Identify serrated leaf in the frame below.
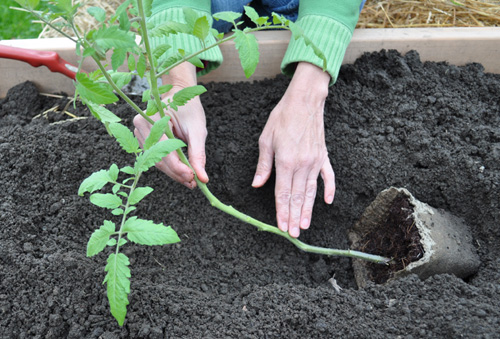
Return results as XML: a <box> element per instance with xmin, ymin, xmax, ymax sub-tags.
<box><xmin>188</xmin><ymin>56</ymin><xmax>204</xmax><ymax>69</ymax></box>
<box><xmin>104</xmin><ymin>253</ymin><xmax>130</xmax><ymax>326</ymax></box>
<box><xmin>111</xmin><ymin>208</ymin><xmax>124</xmax><ymax>216</ymax></box>
<box><xmin>171</xmin><ymin>85</ymin><xmax>206</xmax><ymax>109</ymax></box>
<box><xmin>149</xmin><ymin>21</ymin><xmax>190</xmax><ymax>38</ymax></box>
<box><xmin>87</xmin><ymin>6</ymin><xmax>106</xmax><ymax>22</ymax></box>
<box><xmin>233</xmin><ymin>30</ymin><xmax>259</xmax><ymax>78</ymax></box>
<box><xmin>123</xmin><ymin>217</ymin><xmax>180</xmax><ymax>245</ymax></box>
<box><xmin>137</xmin><ymin>54</ymin><xmax>146</xmax><ymax>78</ymax></box>
<box><xmin>125</xmin><ymin>206</ymin><xmax>137</xmax><ymax>214</ymax></box>
<box><xmin>158</xmin><ymin>84</ymin><xmax>173</xmax><ymax>95</ymax></box>
<box><xmin>256</xmin><ymin>16</ymin><xmax>269</xmax><ymax>26</ymax></box>
<box><xmin>111</xmin><ymin>49</ymin><xmax>127</xmax><ymax>72</ymax></box>
<box><xmin>145</xmin><ymin>100</ymin><xmax>159</xmax><ymax>116</ymax></box>
<box><xmin>272</xmin><ymin>12</ymin><xmax>284</xmax><ymax>25</ymax></box>
<box><xmin>87</xmin><ymin>220</ymin><xmax>115</xmax><ymax>257</ymax></box>
<box><xmin>86</xmin><ymin>102</ymin><xmax>122</xmax><ymax>123</ymax></box>
<box><xmin>134</xmin><ymin>139</ymin><xmax>186</xmax><ymax>172</ymax></box>
<box><xmin>93</xmin><ymin>26</ymin><xmax>136</xmax><ymax>52</ymax></box>
<box><xmin>152</xmin><ymin>44</ymin><xmax>171</xmax><ymax>60</ymax></box>
<box><xmin>143</xmin><ymin>116</ymin><xmax>170</xmax><ymax>150</ymax></box>
<box><xmin>129</xmin><ymin>187</ymin><xmax>154</xmax><ymax>205</ymax></box>
<box><xmin>182</xmin><ymin>7</ymin><xmax>199</xmax><ymax>30</ymax></box>
<box><xmin>111</xmin><ymin>72</ymin><xmax>132</xmax><ymax>90</ymax></box>
<box><xmin>127</xmin><ymin>54</ymin><xmax>136</xmax><ymax>72</ymax></box>
<box><xmin>121</xmin><ymin>166</ymin><xmax>135</xmax><ymax>175</ymax></box>
<box><xmin>90</xmin><ymin>193</ymin><xmax>123</xmax><ymax>209</ymax></box>
<box><xmin>213</xmin><ymin>11</ymin><xmax>242</xmax><ymax>24</ymax></box>
<box><xmin>14</xmin><ymin>0</ymin><xmax>40</xmax><ymax>9</ymax></box>
<box><xmin>210</xmin><ymin>28</ymin><xmax>224</xmax><ymax>40</ymax></box>
<box><xmin>78</xmin><ymin>164</ymin><xmax>119</xmax><ymax>196</ymax></box>
<box><xmin>141</xmin><ymin>89</ymin><xmax>151</xmax><ymax>103</ymax></box>
<box><xmin>244</xmin><ymin>6</ymin><xmax>259</xmax><ymax>25</ymax></box>
<box><xmin>108</xmin><ymin>123</ymin><xmax>140</xmax><ymax>153</ymax></box>
<box><xmin>76</xmin><ymin>73</ymin><xmax>118</xmax><ymax>105</ymax></box>
<box><xmin>193</xmin><ymin>16</ymin><xmax>210</xmax><ymax>41</ymax></box>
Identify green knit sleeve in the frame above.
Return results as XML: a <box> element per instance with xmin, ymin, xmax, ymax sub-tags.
<box><xmin>148</xmin><ymin>0</ymin><xmax>223</xmax><ymax>77</ymax></box>
<box><xmin>281</xmin><ymin>0</ymin><xmax>363</xmax><ymax>85</ymax></box>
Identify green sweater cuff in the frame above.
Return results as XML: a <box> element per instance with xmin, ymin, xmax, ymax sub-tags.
<box><xmin>281</xmin><ymin>15</ymin><xmax>353</xmax><ymax>86</ymax></box>
<box><xmin>147</xmin><ymin>7</ymin><xmax>223</xmax><ymax>77</ymax></box>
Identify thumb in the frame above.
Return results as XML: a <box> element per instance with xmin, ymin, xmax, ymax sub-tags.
<box><xmin>252</xmin><ymin>140</ymin><xmax>274</xmax><ymax>187</ymax></box>
<box><xmin>187</xmin><ymin>134</ymin><xmax>209</xmax><ymax>184</ymax></box>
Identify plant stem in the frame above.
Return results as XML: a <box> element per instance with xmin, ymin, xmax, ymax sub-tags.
<box><xmin>115</xmin><ymin>173</ymin><xmax>142</xmax><ymax>255</ymax></box>
<box><xmin>196</xmin><ymin>180</ymin><xmax>390</xmax><ymax>264</ymax></box>
<box><xmin>137</xmin><ymin>0</ymin><xmax>166</xmax><ymax>120</ymax></box>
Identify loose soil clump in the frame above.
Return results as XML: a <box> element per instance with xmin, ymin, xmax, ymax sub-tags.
<box><xmin>0</xmin><ymin>50</ymin><xmax>499</xmax><ymax>338</ymax></box>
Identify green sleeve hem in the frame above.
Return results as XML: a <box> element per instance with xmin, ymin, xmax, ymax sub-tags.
<box><xmin>281</xmin><ymin>15</ymin><xmax>353</xmax><ymax>86</ymax></box>
<box><xmin>148</xmin><ymin>6</ymin><xmax>223</xmax><ymax>77</ymax></box>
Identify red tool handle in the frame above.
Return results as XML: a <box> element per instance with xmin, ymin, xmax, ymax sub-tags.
<box><xmin>0</xmin><ymin>44</ymin><xmax>78</xmax><ymax>80</ymax></box>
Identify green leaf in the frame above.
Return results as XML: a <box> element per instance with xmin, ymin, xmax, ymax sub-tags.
<box><xmin>213</xmin><ymin>11</ymin><xmax>242</xmax><ymax>24</ymax></box>
<box><xmin>159</xmin><ymin>84</ymin><xmax>173</xmax><ymax>95</ymax></box>
<box><xmin>86</xmin><ymin>102</ymin><xmax>122</xmax><ymax>123</ymax></box>
<box><xmin>87</xmin><ymin>6</ymin><xmax>106</xmax><ymax>22</ymax></box>
<box><xmin>127</xmin><ymin>54</ymin><xmax>136</xmax><ymax>72</ymax></box>
<box><xmin>103</xmin><ymin>253</ymin><xmax>131</xmax><ymax>326</ymax></box>
<box><xmin>110</xmin><ymin>72</ymin><xmax>132</xmax><ymax>89</ymax></box>
<box><xmin>149</xmin><ymin>21</ymin><xmax>190</xmax><ymax>38</ymax></box>
<box><xmin>118</xmin><ymin>238</ymin><xmax>127</xmax><ymax>246</ymax></box>
<box><xmin>111</xmin><ymin>49</ymin><xmax>127</xmax><ymax>72</ymax></box>
<box><xmin>272</xmin><ymin>12</ymin><xmax>284</xmax><ymax>25</ymax></box>
<box><xmin>121</xmin><ymin>166</ymin><xmax>135</xmax><ymax>175</ymax></box>
<box><xmin>136</xmin><ymin>54</ymin><xmax>146</xmax><ymax>78</ymax></box>
<box><xmin>210</xmin><ymin>28</ymin><xmax>224</xmax><ymax>40</ymax></box>
<box><xmin>93</xmin><ymin>26</ymin><xmax>137</xmax><ymax>52</ymax></box>
<box><xmin>134</xmin><ymin>139</ymin><xmax>186</xmax><ymax>172</ymax></box>
<box><xmin>111</xmin><ymin>208</ymin><xmax>124</xmax><ymax>216</ymax></box>
<box><xmin>76</xmin><ymin>73</ymin><xmax>118</xmax><ymax>105</ymax></box>
<box><xmin>90</xmin><ymin>193</ymin><xmax>123</xmax><ymax>209</ymax></box>
<box><xmin>129</xmin><ymin>187</ymin><xmax>154</xmax><ymax>205</ymax></box>
<box><xmin>193</xmin><ymin>16</ymin><xmax>210</xmax><ymax>41</ymax></box>
<box><xmin>233</xmin><ymin>30</ymin><xmax>259</xmax><ymax>78</ymax></box>
<box><xmin>182</xmin><ymin>7</ymin><xmax>199</xmax><ymax>30</ymax></box>
<box><xmin>79</xmin><ymin>164</ymin><xmax>119</xmax><ymax>196</ymax></box>
<box><xmin>143</xmin><ymin>116</ymin><xmax>170</xmax><ymax>150</ymax></box>
<box><xmin>152</xmin><ymin>44</ymin><xmax>171</xmax><ymax>60</ymax></box>
<box><xmin>145</xmin><ymin>99</ymin><xmax>160</xmax><ymax>116</ymax></box>
<box><xmin>125</xmin><ymin>206</ymin><xmax>137</xmax><ymax>214</ymax></box>
<box><xmin>106</xmin><ymin>238</ymin><xmax>117</xmax><ymax>246</ymax></box>
<box><xmin>170</xmin><ymin>85</ymin><xmax>207</xmax><ymax>110</ymax></box>
<box><xmin>123</xmin><ymin>217</ymin><xmax>180</xmax><ymax>245</ymax></box>
<box><xmin>244</xmin><ymin>6</ymin><xmax>259</xmax><ymax>25</ymax></box>
<box><xmin>14</xmin><ymin>0</ymin><xmax>40</xmax><ymax>10</ymax></box>
<box><xmin>108</xmin><ymin>123</ymin><xmax>140</xmax><ymax>154</ymax></box>
<box><xmin>87</xmin><ymin>220</ymin><xmax>115</xmax><ymax>257</ymax></box>
<box><xmin>188</xmin><ymin>56</ymin><xmax>204</xmax><ymax>69</ymax></box>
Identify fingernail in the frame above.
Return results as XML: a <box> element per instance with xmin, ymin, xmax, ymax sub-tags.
<box><xmin>252</xmin><ymin>175</ymin><xmax>262</xmax><ymax>187</ymax></box>
<box><xmin>183</xmin><ymin>182</ymin><xmax>193</xmax><ymax>189</ymax></box>
<box><xmin>291</xmin><ymin>227</ymin><xmax>300</xmax><ymax>238</ymax></box>
<box><xmin>327</xmin><ymin>195</ymin><xmax>334</xmax><ymax>204</ymax></box>
<box><xmin>280</xmin><ymin>221</ymin><xmax>288</xmax><ymax>232</ymax></box>
<box><xmin>301</xmin><ymin>218</ymin><xmax>310</xmax><ymax>229</ymax></box>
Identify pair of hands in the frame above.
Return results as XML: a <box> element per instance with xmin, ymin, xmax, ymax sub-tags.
<box><xmin>133</xmin><ymin>62</ymin><xmax>336</xmax><ymax>238</ymax></box>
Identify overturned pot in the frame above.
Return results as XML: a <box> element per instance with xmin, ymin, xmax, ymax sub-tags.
<box><xmin>348</xmin><ymin>187</ymin><xmax>481</xmax><ymax>288</ymax></box>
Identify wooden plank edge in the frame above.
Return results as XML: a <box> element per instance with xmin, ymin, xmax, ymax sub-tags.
<box><xmin>1</xmin><ymin>27</ymin><xmax>499</xmax><ymax>98</ymax></box>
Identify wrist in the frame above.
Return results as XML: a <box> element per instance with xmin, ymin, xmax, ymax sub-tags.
<box><xmin>288</xmin><ymin>62</ymin><xmax>330</xmax><ymax>103</ymax></box>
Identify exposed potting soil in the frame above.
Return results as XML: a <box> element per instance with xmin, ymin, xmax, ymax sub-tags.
<box><xmin>356</xmin><ymin>193</ymin><xmax>424</xmax><ymax>284</ymax></box>
<box><xmin>0</xmin><ymin>50</ymin><xmax>499</xmax><ymax>338</ymax></box>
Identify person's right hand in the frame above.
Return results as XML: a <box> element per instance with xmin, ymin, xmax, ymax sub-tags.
<box><xmin>133</xmin><ymin>63</ymin><xmax>209</xmax><ymax>189</ymax></box>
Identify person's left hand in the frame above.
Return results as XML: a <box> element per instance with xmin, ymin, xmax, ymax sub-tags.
<box><xmin>251</xmin><ymin>62</ymin><xmax>336</xmax><ymax>238</ymax></box>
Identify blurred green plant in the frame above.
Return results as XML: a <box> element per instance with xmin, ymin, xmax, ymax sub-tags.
<box><xmin>0</xmin><ymin>0</ymin><xmax>48</xmax><ymax>39</ymax></box>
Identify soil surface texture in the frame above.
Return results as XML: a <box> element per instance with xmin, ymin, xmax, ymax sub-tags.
<box><xmin>1</xmin><ymin>50</ymin><xmax>499</xmax><ymax>338</ymax></box>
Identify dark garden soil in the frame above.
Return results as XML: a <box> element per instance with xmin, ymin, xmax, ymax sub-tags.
<box><xmin>1</xmin><ymin>50</ymin><xmax>499</xmax><ymax>338</ymax></box>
